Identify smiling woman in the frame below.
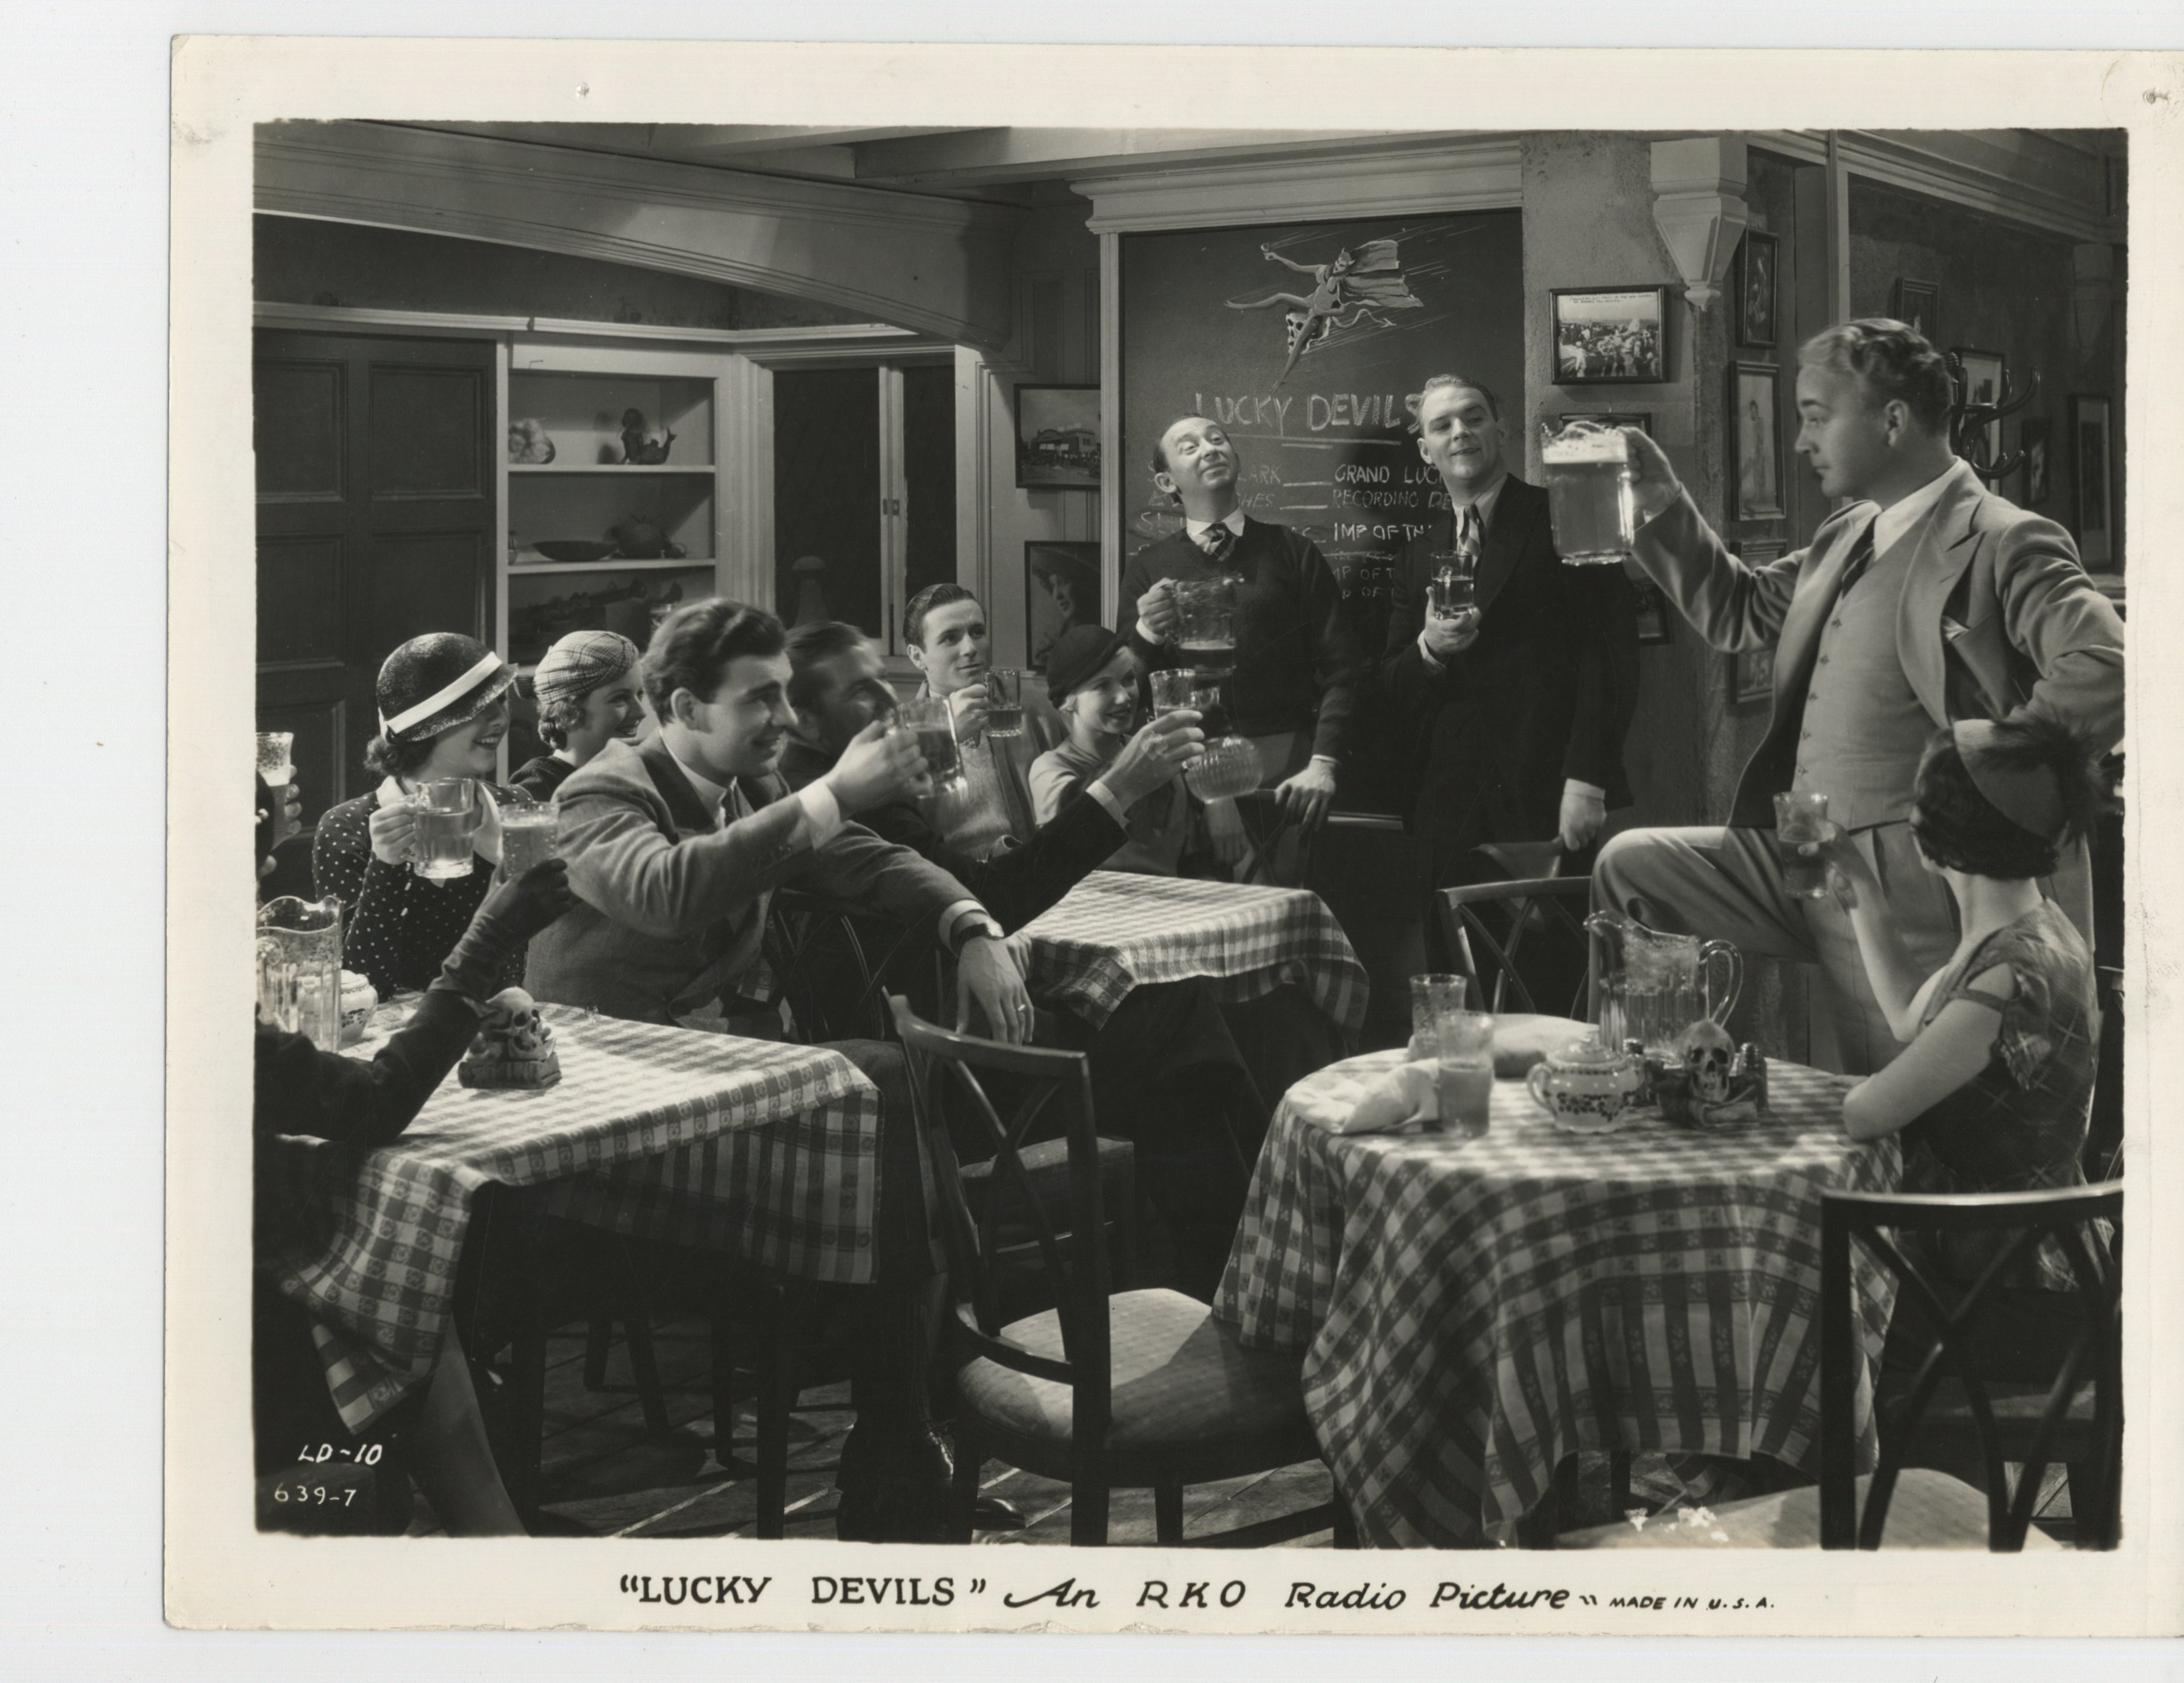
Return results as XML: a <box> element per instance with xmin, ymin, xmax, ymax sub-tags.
<box><xmin>310</xmin><ymin>633</ymin><xmax>529</xmax><ymax>998</ymax></box>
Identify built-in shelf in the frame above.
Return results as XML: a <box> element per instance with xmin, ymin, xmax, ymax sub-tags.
<box><xmin>509</xmin><ymin>557</ymin><xmax>714</xmax><ymax>575</ymax></box>
<box><xmin>509</xmin><ymin>464</ymin><xmax>716</xmax><ymax>476</ymax></box>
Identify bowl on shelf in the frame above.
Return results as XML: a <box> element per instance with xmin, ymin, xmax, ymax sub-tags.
<box><xmin>529</xmin><ymin>540</ymin><xmax>620</xmax><ymax>565</ymax></box>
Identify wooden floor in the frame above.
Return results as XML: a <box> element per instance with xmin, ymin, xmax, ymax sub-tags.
<box><xmin>408</xmin><ymin>1316</ymin><xmax>2076</xmax><ymax>1545</ymax></box>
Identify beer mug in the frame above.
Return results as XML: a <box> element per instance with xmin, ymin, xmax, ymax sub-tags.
<box><xmin>1540</xmin><ymin>419</ymin><xmax>1639</xmax><ymax>566</ymax></box>
<box><xmin>1171</xmin><ymin>577</ymin><xmax>1239</xmax><ymax>677</ymax></box>
<box><xmin>410</xmin><ymin>778</ymin><xmax>480</xmax><ymax>881</ymax></box>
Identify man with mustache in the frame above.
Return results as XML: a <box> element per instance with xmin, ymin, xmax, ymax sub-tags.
<box><xmin>525</xmin><ymin>597</ymin><xmax>1035</xmax><ymax>1542</ymax></box>
<box><xmin>1119</xmin><ymin>413</ymin><xmax>1360</xmax><ymax>843</ymax></box>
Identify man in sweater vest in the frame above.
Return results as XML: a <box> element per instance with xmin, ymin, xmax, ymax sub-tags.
<box><xmin>1120</xmin><ymin>414</ymin><xmax>1361</xmax><ymax>844</ymax></box>
<box><xmin>1594</xmin><ymin>320</ymin><xmax>2123</xmax><ymax>1073</ymax></box>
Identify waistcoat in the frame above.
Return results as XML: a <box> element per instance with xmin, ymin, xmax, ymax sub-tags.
<box><xmin>1790</xmin><ymin>527</ymin><xmax>1933</xmax><ymax>827</ymax></box>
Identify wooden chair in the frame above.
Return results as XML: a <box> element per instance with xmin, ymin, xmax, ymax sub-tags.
<box><xmin>1564</xmin><ymin>1182</ymin><xmax>2122</xmax><ymax>1551</ymax></box>
<box><xmin>890</xmin><ymin>993</ymin><xmax>1346</xmax><ymax>1548</ymax></box>
<box><xmin>1434</xmin><ymin>872</ymin><xmax>1595</xmax><ymax>1024</ymax></box>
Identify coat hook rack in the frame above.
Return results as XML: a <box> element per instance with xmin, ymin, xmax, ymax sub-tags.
<box><xmin>1945</xmin><ymin>352</ymin><xmax>2041</xmax><ymax>482</ymax></box>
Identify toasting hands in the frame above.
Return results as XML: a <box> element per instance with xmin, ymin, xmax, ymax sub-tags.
<box><xmin>1135</xmin><ymin>579</ymin><xmax>1180</xmax><ymax>644</ymax></box>
<box><xmin>1420</xmin><ymin>607</ymin><xmax>1481</xmax><ymax>661</ymax></box>
<box><xmin>1101</xmin><ymin>710</ymin><xmax>1206</xmax><ymax>810</ymax></box>
<box><xmin>825</xmin><ymin>719</ymin><xmax>932</xmax><ymax>815</ymax></box>
<box><xmin>1621</xmin><ymin>427</ymin><xmax>1684</xmax><ymax>522</ymax></box>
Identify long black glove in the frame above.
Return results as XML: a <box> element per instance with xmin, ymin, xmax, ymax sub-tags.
<box><xmin>431</xmin><ymin>859</ymin><xmax>581</xmax><ymax>1003</ymax></box>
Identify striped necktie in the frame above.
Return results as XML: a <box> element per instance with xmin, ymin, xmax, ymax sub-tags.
<box><xmin>1198</xmin><ymin>521</ymin><xmax>1236</xmax><ymax>567</ymax></box>
<box><xmin>1455</xmin><ymin>503</ymin><xmax>1482</xmax><ymax>558</ymax></box>
<box><xmin>1835</xmin><ymin>523</ymin><xmax>1878</xmax><ymax>599</ymax></box>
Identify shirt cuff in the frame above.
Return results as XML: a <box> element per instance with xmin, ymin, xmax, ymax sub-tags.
<box><xmin>1309</xmin><ymin>754</ymin><xmax>1339</xmax><ymax>772</ymax></box>
<box><xmin>1084</xmin><ymin>779</ymin><xmax>1129</xmax><ymax>824</ymax></box>
<box><xmin>795</xmin><ymin>779</ymin><xmax>843</xmax><ymax>845</ymax></box>
<box><xmin>1564</xmin><ymin>778</ymin><xmax>1607</xmax><ymax>801</ymax></box>
<box><xmin>1415</xmin><ymin>629</ymin><xmax>1446</xmax><ymax>672</ymax></box>
<box><xmin>1135</xmin><ymin>617</ymin><xmax>1166</xmax><ymax>646</ymax></box>
<box><xmin>938</xmin><ymin>899</ymin><xmax>998</xmax><ymax>951</ymax></box>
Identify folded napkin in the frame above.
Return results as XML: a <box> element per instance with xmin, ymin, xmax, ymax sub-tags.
<box><xmin>1334</xmin><ymin>1059</ymin><xmax>1441</xmax><ymax>1135</ymax></box>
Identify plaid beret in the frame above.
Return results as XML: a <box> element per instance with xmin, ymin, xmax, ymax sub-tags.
<box><xmin>533</xmin><ymin>629</ymin><xmax>641</xmax><ymax>712</ymax></box>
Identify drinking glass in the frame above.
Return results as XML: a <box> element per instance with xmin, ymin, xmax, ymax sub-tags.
<box><xmin>498</xmin><ymin>796</ymin><xmax>561</xmax><ymax>879</ymax></box>
<box><xmin>982</xmin><ymin>670</ymin><xmax>1025</xmax><ymax>739</ymax></box>
<box><xmin>1172</xmin><ymin>577</ymin><xmax>1239</xmax><ymax>677</ymax></box>
<box><xmin>1429</xmin><ymin>1008</ymin><xmax>1496</xmax><ymax>1140</ymax></box>
<box><xmin>1149</xmin><ymin>669</ymin><xmax>1199</xmax><ymax>716</ymax></box>
<box><xmin>1425</xmin><ymin>549</ymin><xmax>1478</xmax><ymax>620</ymax></box>
<box><xmin>1168</xmin><ymin>669</ymin><xmax>1260</xmax><ymax>800</ymax></box>
<box><xmin>1773</xmin><ymin>791</ymin><xmax>1832</xmax><ymax>900</ymax></box>
<box><xmin>258</xmin><ymin>896</ymin><xmax>343</xmax><ymax>1052</ymax></box>
<box><xmin>411</xmin><ymin>778</ymin><xmax>479</xmax><ymax>880</ymax></box>
<box><xmin>1540</xmin><ymin>419</ymin><xmax>1639</xmax><ymax>566</ymax></box>
<box><xmin>256</xmin><ymin>730</ymin><xmax>295</xmax><ymax>788</ymax></box>
<box><xmin>897</xmin><ymin>697</ymin><xmax>966</xmax><ymax>794</ymax></box>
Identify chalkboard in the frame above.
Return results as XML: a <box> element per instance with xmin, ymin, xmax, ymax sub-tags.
<box><xmin>1119</xmin><ymin>211</ymin><xmax>1525</xmax><ymax>662</ymax></box>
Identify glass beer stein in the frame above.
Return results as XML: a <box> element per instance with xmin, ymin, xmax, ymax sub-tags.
<box><xmin>1540</xmin><ymin>419</ymin><xmax>1639</xmax><ymax>566</ymax></box>
<box><xmin>1171</xmin><ymin>577</ymin><xmax>1240</xmax><ymax>678</ymax></box>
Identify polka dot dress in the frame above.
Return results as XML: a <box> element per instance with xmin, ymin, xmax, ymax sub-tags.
<box><xmin>311</xmin><ymin>787</ymin><xmax>525</xmax><ymax>999</ymax></box>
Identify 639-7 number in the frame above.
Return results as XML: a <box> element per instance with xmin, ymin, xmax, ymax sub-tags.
<box><xmin>272</xmin><ymin>1481</ymin><xmax>358</xmax><ymax>1507</ymax></box>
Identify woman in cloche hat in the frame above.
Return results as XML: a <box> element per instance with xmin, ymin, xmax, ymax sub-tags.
<box><xmin>311</xmin><ymin>632</ymin><xmax>525</xmax><ymax>998</ymax></box>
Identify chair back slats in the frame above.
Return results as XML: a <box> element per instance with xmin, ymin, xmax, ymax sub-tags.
<box><xmin>765</xmin><ymin>891</ymin><xmax>925</xmax><ymax>1042</ymax></box>
<box><xmin>1818</xmin><ymin>1183</ymin><xmax>2123</xmax><ymax>1551</ymax></box>
<box><xmin>1436</xmin><ymin>877</ymin><xmax>1593</xmax><ymax>1021</ymax></box>
<box><xmin>890</xmin><ymin>996</ymin><xmax>1115</xmax><ymax>1445</ymax></box>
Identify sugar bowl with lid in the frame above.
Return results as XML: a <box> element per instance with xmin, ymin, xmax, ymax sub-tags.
<box><xmin>1524</xmin><ymin>1035</ymin><xmax>1646</xmax><ymax>1134</ymax></box>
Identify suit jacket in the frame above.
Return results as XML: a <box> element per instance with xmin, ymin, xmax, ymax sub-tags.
<box><xmin>776</xmin><ymin>737</ymin><xmax>1124</xmax><ymax>933</ymax></box>
<box><xmin>1632</xmin><ymin>470</ymin><xmax>2125</xmax><ymax>831</ymax></box>
<box><xmin>1379</xmin><ymin>475</ymin><xmax>1641</xmax><ymax>841</ymax></box>
<box><xmin>524</xmin><ymin>736</ymin><xmax>976</xmax><ymax>1024</ymax></box>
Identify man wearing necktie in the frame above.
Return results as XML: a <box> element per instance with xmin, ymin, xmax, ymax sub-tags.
<box><xmin>1121</xmin><ymin>414</ymin><xmax>1361</xmax><ymax>842</ymax></box>
<box><xmin>1595</xmin><ymin>320</ymin><xmax>2123</xmax><ymax>1074</ymax></box>
<box><xmin>1381</xmin><ymin>375</ymin><xmax>1641</xmax><ymax>946</ymax></box>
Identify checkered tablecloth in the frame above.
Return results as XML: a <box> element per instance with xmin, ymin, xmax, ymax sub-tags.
<box><xmin>1216</xmin><ymin>1048</ymin><xmax>1903</xmax><ymax>1547</ymax></box>
<box><xmin>1007</xmin><ymin>871</ymin><xmax>1369</xmax><ymax>1041</ymax></box>
<box><xmin>259</xmin><ymin>1002</ymin><xmax>881</xmax><ymax>1431</ymax></box>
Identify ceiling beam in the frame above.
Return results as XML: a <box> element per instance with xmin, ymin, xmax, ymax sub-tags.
<box><xmin>256</xmin><ymin>122</ymin><xmax>1023</xmax><ymax>349</ymax></box>
<box><xmin>849</xmin><ymin>127</ymin><xmax>1437</xmax><ymax>186</ymax></box>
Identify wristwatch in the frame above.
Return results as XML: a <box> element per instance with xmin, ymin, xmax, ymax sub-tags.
<box><xmin>947</xmin><ymin>912</ymin><xmax>1006</xmax><ymax>957</ymax></box>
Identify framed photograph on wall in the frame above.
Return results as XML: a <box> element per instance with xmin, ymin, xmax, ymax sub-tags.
<box><xmin>1729</xmin><ymin>361</ymin><xmax>1785</xmax><ymax>520</ymax></box>
<box><xmin>2072</xmin><ymin>394</ymin><xmax>2114</xmax><ymax>569</ymax></box>
<box><xmin>1015</xmin><ymin>384</ymin><xmax>1101</xmax><ymax>489</ymax></box>
<box><xmin>1891</xmin><ymin>277</ymin><xmax>1941</xmax><ymax>344</ymax></box>
<box><xmin>1025</xmin><ymin>540</ymin><xmax>1101</xmax><ymax>671</ymax></box>
<box><xmin>1558</xmin><ymin>410</ymin><xmax>1651</xmax><ymax>436</ymax></box>
<box><xmin>1631</xmin><ymin>579</ymin><xmax>1673</xmax><ymax>645</ymax></box>
<box><xmin>1550</xmin><ymin>286</ymin><xmax>1669</xmax><ymax>384</ymax></box>
<box><xmin>1735</xmin><ymin>230</ymin><xmax>1778</xmax><ymax>349</ymax></box>
<box><xmin>2020</xmin><ymin>416</ymin><xmax>2051</xmax><ymax>506</ymax></box>
<box><xmin>1950</xmin><ymin>347</ymin><xmax>2007</xmax><ymax>470</ymax></box>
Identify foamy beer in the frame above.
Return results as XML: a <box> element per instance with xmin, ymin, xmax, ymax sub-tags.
<box><xmin>1540</xmin><ymin>420</ymin><xmax>1639</xmax><ymax>566</ymax></box>
<box><xmin>1172</xmin><ymin>577</ymin><xmax>1239</xmax><ymax>677</ymax></box>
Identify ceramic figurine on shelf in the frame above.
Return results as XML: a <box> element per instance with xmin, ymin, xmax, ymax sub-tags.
<box><xmin>508</xmin><ymin>417</ymin><xmax>557</xmax><ymax>464</ymax></box>
<box><xmin>620</xmin><ymin>407</ymin><xmax>676</xmax><ymax>465</ymax></box>
<box><xmin>458</xmin><ymin>987</ymin><xmax>563</xmax><ymax>1090</ymax></box>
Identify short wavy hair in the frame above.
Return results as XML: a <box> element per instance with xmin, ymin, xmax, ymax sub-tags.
<box><xmin>640</xmin><ymin>599</ymin><xmax>786</xmax><ymax>716</ymax></box>
<box><xmin>1405</xmin><ymin>374</ymin><xmax>1502</xmax><ymax>428</ymax></box>
<box><xmin>902</xmin><ymin>582</ymin><xmax>980</xmax><ymax>652</ymax></box>
<box><xmin>1909</xmin><ymin>717</ymin><xmax>2106</xmax><ymax>881</ymax></box>
<box><xmin>1798</xmin><ymin>319</ymin><xmax>1954</xmax><ymax>433</ymax></box>
<box><xmin>785</xmin><ymin>620</ymin><xmax>871</xmax><ymax>713</ymax></box>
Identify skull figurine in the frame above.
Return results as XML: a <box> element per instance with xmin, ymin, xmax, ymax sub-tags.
<box><xmin>1678</xmin><ymin>1019</ymin><xmax>1738</xmax><ymax>1106</ymax></box>
<box><xmin>461</xmin><ymin>987</ymin><xmax>562</xmax><ymax>1089</ymax></box>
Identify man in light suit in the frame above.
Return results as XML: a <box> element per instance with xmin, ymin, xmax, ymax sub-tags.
<box><xmin>1594</xmin><ymin>319</ymin><xmax>2123</xmax><ymax>1073</ymax></box>
<box><xmin>526</xmin><ymin>597</ymin><xmax>1035</xmax><ymax>1541</ymax></box>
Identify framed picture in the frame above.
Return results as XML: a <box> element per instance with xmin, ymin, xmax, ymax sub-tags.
<box><xmin>1015</xmin><ymin>384</ymin><xmax>1101</xmax><ymax>490</ymax></box>
<box><xmin>1729</xmin><ymin>361</ymin><xmax>1784</xmax><ymax>520</ymax></box>
<box><xmin>1025</xmin><ymin>540</ymin><xmax>1101</xmax><ymax>671</ymax></box>
<box><xmin>1550</xmin><ymin>286</ymin><xmax>1669</xmax><ymax>384</ymax></box>
<box><xmin>1891</xmin><ymin>277</ymin><xmax>1941</xmax><ymax>344</ymax></box>
<box><xmin>1631</xmin><ymin>579</ymin><xmax>1673</xmax><ymax>646</ymax></box>
<box><xmin>2020</xmin><ymin>416</ymin><xmax>2051</xmax><ymax>506</ymax></box>
<box><xmin>2071</xmin><ymin>394</ymin><xmax>2114</xmax><ymax>569</ymax></box>
<box><xmin>1735</xmin><ymin>230</ymin><xmax>1778</xmax><ymax>349</ymax></box>
<box><xmin>1558</xmin><ymin>410</ymin><xmax>1651</xmax><ymax>436</ymax></box>
<box><xmin>1950</xmin><ymin>347</ymin><xmax>2007</xmax><ymax>470</ymax></box>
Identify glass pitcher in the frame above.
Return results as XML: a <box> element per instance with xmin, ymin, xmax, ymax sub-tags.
<box><xmin>1540</xmin><ymin>418</ymin><xmax>1639</xmax><ymax>566</ymax></box>
<box><xmin>1585</xmin><ymin>909</ymin><xmax>1742</xmax><ymax>1056</ymax></box>
<box><xmin>1153</xmin><ymin>667</ymin><xmax>1263</xmax><ymax>802</ymax></box>
<box><xmin>1171</xmin><ymin>576</ymin><xmax>1240</xmax><ymax>677</ymax></box>
<box><xmin>258</xmin><ymin>896</ymin><xmax>344</xmax><ymax>1052</ymax></box>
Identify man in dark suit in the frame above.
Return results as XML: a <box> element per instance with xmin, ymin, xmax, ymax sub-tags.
<box><xmin>525</xmin><ymin>598</ymin><xmax>1034</xmax><ymax>1542</ymax></box>
<box><xmin>777</xmin><ymin>621</ymin><xmax>1272</xmax><ymax>1303</ymax></box>
<box><xmin>1381</xmin><ymin>375</ymin><xmax>1641</xmax><ymax>950</ymax></box>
